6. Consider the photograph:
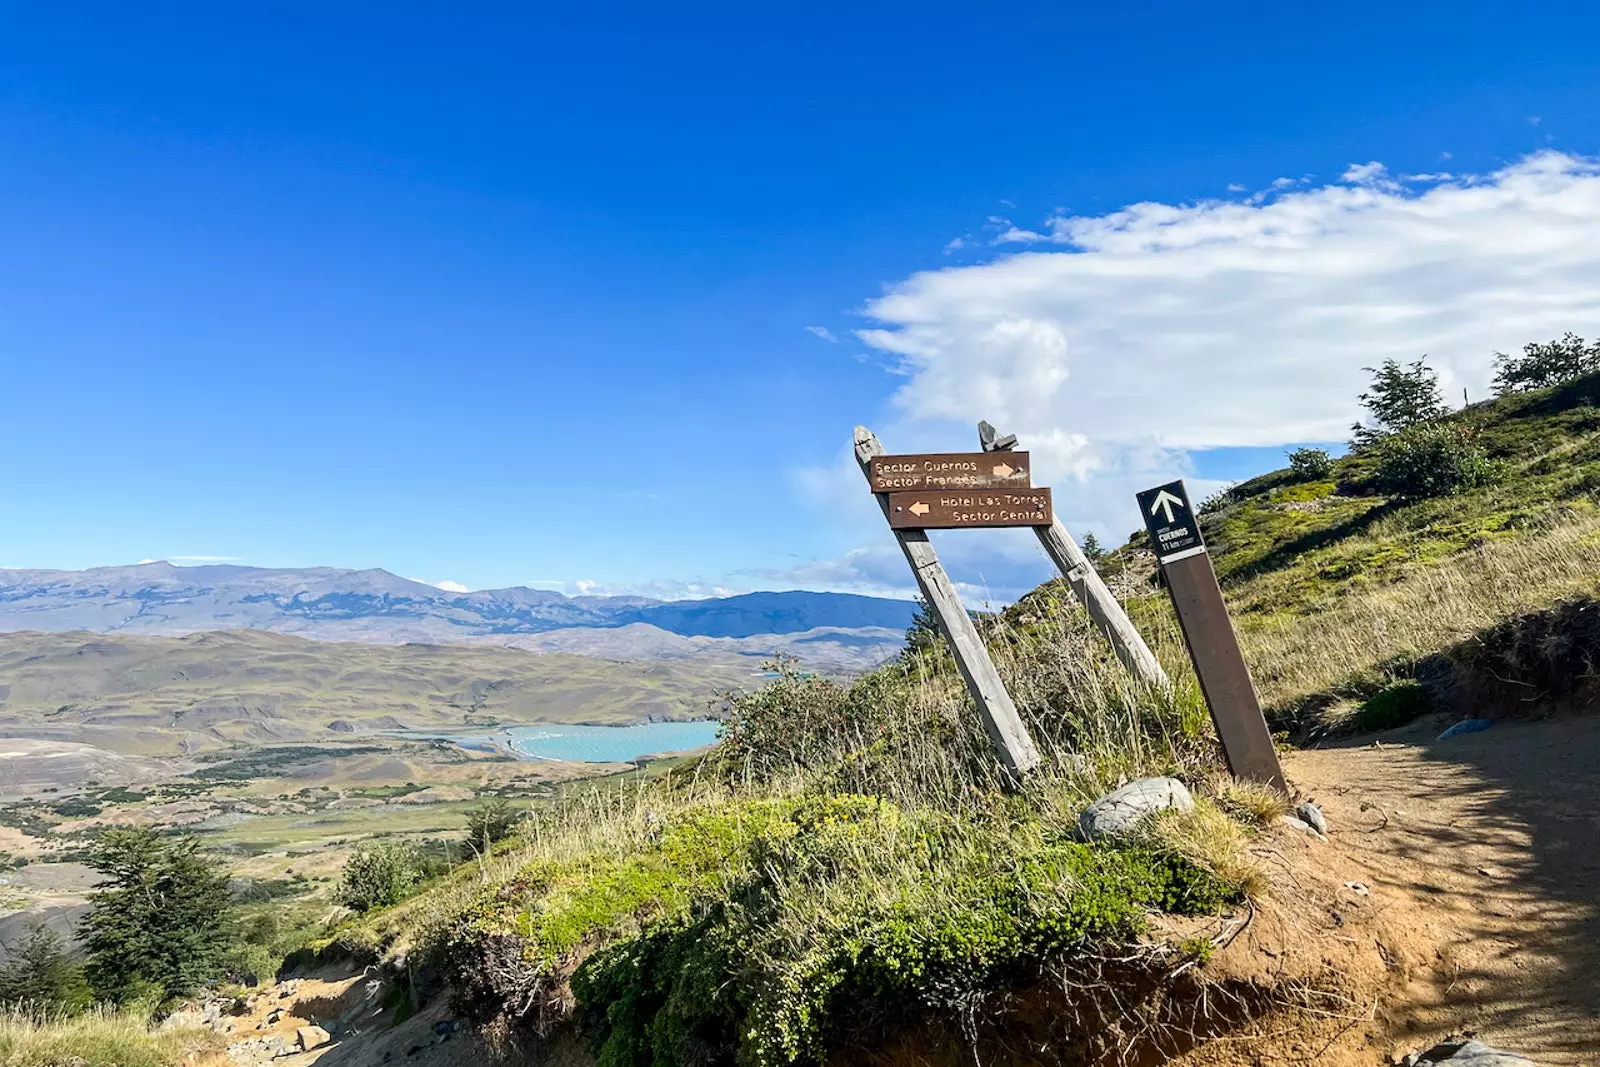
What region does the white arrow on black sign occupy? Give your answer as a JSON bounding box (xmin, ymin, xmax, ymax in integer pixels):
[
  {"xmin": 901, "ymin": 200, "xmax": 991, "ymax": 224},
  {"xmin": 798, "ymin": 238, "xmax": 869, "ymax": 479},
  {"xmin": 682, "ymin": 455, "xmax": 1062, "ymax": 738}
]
[{"xmin": 1147, "ymin": 488, "xmax": 1184, "ymax": 524}]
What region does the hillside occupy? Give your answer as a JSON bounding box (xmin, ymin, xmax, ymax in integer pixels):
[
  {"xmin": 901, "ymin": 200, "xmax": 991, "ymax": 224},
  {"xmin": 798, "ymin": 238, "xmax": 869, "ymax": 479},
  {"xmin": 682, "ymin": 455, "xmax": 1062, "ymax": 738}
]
[{"xmin": 1102, "ymin": 367, "xmax": 1600, "ymax": 736}]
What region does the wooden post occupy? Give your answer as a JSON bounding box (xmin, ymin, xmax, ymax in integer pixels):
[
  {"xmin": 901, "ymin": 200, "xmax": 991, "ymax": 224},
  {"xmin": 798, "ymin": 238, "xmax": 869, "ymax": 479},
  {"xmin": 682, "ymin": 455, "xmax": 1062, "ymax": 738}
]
[
  {"xmin": 855, "ymin": 426, "xmax": 1041, "ymax": 777},
  {"xmin": 1137, "ymin": 479, "xmax": 1286, "ymax": 790},
  {"xmin": 977, "ymin": 421, "xmax": 1169, "ymax": 689}
]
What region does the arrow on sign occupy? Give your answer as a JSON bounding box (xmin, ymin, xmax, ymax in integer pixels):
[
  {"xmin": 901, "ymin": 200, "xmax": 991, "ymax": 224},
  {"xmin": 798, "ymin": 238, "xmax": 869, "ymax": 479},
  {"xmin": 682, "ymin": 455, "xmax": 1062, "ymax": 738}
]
[
  {"xmin": 908, "ymin": 501, "xmax": 931, "ymax": 517},
  {"xmin": 992, "ymin": 463, "xmax": 1016, "ymax": 478},
  {"xmin": 1148, "ymin": 489, "xmax": 1184, "ymax": 524}
]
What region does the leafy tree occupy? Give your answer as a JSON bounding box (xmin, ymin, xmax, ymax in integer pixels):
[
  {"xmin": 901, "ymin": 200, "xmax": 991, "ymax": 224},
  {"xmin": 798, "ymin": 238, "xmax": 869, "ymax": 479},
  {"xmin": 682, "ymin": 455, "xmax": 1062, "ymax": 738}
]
[
  {"xmin": 335, "ymin": 842, "xmax": 423, "ymax": 913},
  {"xmin": 1372, "ymin": 422, "xmax": 1502, "ymax": 500},
  {"xmin": 80, "ymin": 829, "xmax": 232, "ymax": 1004},
  {"xmin": 1493, "ymin": 333, "xmax": 1600, "ymax": 394},
  {"xmin": 903, "ymin": 597, "xmax": 941, "ymax": 655},
  {"xmin": 465, "ymin": 798, "xmax": 521, "ymax": 855},
  {"xmin": 0, "ymin": 923, "xmax": 91, "ymax": 1013},
  {"xmin": 1080, "ymin": 533, "xmax": 1103, "ymax": 561},
  {"xmin": 1287, "ymin": 446, "xmax": 1333, "ymax": 480},
  {"xmin": 1351, "ymin": 359, "xmax": 1446, "ymax": 447}
]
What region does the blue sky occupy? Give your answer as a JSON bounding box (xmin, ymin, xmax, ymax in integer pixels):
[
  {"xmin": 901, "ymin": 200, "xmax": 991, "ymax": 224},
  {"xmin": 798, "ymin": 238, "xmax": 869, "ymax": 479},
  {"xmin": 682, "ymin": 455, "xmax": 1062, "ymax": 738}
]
[{"xmin": 4, "ymin": 3, "xmax": 1600, "ymax": 600}]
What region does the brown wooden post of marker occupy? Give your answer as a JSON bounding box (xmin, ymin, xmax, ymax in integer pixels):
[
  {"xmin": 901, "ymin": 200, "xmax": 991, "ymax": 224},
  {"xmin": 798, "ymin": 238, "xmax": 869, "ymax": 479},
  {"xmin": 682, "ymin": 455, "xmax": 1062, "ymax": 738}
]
[
  {"xmin": 977, "ymin": 421, "xmax": 1169, "ymax": 689},
  {"xmin": 1136, "ymin": 478, "xmax": 1286, "ymax": 791},
  {"xmin": 855, "ymin": 426, "xmax": 1041, "ymax": 778}
]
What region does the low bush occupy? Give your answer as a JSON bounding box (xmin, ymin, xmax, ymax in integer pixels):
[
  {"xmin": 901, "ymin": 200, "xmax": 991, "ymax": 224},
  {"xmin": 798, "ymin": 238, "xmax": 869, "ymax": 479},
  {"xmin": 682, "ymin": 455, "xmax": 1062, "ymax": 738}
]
[
  {"xmin": 1287, "ymin": 446, "xmax": 1333, "ymax": 480},
  {"xmin": 447, "ymin": 793, "xmax": 1238, "ymax": 1067},
  {"xmin": 1372, "ymin": 423, "xmax": 1502, "ymax": 501},
  {"xmin": 336, "ymin": 843, "xmax": 424, "ymax": 913}
]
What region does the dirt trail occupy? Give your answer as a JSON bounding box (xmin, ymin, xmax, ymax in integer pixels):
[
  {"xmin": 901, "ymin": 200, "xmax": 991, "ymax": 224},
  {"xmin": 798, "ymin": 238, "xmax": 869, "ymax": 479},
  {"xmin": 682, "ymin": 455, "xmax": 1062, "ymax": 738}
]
[{"xmin": 1285, "ymin": 713, "xmax": 1600, "ymax": 1064}]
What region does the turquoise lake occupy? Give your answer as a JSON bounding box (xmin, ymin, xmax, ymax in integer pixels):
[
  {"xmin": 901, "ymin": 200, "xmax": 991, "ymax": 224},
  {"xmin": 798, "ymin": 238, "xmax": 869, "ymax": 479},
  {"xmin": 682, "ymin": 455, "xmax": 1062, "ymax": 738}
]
[{"xmin": 498, "ymin": 720, "xmax": 722, "ymax": 762}]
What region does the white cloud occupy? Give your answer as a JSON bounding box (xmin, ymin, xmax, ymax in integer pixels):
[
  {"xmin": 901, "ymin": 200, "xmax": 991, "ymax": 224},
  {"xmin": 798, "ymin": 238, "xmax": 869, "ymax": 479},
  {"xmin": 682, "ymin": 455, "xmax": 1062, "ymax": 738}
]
[
  {"xmin": 1339, "ymin": 160, "xmax": 1390, "ymax": 184},
  {"xmin": 784, "ymin": 151, "xmax": 1600, "ymax": 598},
  {"xmin": 406, "ymin": 577, "xmax": 471, "ymax": 593},
  {"xmin": 804, "ymin": 325, "xmax": 838, "ymax": 342},
  {"xmin": 1226, "ymin": 183, "xmax": 1247, "ymax": 193}
]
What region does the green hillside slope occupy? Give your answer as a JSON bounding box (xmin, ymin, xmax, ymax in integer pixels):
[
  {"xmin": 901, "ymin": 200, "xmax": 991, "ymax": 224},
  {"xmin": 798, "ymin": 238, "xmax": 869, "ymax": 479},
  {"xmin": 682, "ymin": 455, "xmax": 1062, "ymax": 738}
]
[{"xmin": 1101, "ymin": 368, "xmax": 1600, "ymax": 735}]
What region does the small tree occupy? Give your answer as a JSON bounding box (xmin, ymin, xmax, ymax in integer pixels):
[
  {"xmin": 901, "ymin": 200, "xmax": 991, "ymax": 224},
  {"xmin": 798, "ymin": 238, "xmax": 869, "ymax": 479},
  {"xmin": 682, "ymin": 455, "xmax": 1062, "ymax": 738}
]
[
  {"xmin": 1080, "ymin": 533, "xmax": 1104, "ymax": 561},
  {"xmin": 1351, "ymin": 359, "xmax": 1446, "ymax": 447},
  {"xmin": 1287, "ymin": 447, "xmax": 1333, "ymax": 480},
  {"xmin": 80, "ymin": 829, "xmax": 232, "ymax": 1004},
  {"xmin": 335, "ymin": 842, "xmax": 423, "ymax": 913},
  {"xmin": 903, "ymin": 597, "xmax": 941, "ymax": 655},
  {"xmin": 465, "ymin": 798, "xmax": 520, "ymax": 855},
  {"xmin": 0, "ymin": 923, "xmax": 91, "ymax": 1013},
  {"xmin": 1493, "ymin": 333, "xmax": 1600, "ymax": 394}
]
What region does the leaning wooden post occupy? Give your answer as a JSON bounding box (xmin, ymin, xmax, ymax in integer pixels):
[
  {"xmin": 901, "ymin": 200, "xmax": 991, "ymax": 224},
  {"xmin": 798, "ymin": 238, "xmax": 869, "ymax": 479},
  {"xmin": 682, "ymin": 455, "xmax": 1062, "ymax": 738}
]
[
  {"xmin": 977, "ymin": 421, "xmax": 1169, "ymax": 689},
  {"xmin": 855, "ymin": 426, "xmax": 1041, "ymax": 777}
]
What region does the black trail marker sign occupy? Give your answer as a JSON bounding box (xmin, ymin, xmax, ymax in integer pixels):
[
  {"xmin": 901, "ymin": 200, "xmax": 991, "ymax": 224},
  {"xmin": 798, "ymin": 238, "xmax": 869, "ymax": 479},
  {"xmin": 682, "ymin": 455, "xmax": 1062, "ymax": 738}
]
[{"xmin": 1137, "ymin": 479, "xmax": 1286, "ymax": 790}]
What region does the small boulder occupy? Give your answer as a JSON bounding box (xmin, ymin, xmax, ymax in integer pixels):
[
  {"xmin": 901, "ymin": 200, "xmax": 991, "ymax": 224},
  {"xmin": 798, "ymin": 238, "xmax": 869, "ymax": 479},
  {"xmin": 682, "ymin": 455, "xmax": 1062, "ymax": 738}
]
[
  {"xmin": 1078, "ymin": 777, "xmax": 1192, "ymax": 841},
  {"xmin": 1412, "ymin": 1039, "xmax": 1535, "ymax": 1065},
  {"xmin": 296, "ymin": 1025, "xmax": 331, "ymax": 1052},
  {"xmin": 1293, "ymin": 800, "xmax": 1327, "ymax": 835},
  {"xmin": 1278, "ymin": 814, "xmax": 1325, "ymax": 840}
]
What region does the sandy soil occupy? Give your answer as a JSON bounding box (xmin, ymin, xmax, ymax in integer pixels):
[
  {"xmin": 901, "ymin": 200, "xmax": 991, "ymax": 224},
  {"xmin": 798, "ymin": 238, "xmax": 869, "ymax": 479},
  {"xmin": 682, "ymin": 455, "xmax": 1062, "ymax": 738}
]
[{"xmin": 1279, "ymin": 713, "xmax": 1600, "ymax": 1065}]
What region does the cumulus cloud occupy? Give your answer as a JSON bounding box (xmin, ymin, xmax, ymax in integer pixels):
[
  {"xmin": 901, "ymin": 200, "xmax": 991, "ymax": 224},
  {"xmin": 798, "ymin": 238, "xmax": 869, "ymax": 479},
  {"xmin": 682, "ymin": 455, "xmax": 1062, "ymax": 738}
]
[
  {"xmin": 787, "ymin": 151, "xmax": 1600, "ymax": 600},
  {"xmin": 860, "ymin": 152, "xmax": 1600, "ymax": 455},
  {"xmin": 804, "ymin": 325, "xmax": 838, "ymax": 342}
]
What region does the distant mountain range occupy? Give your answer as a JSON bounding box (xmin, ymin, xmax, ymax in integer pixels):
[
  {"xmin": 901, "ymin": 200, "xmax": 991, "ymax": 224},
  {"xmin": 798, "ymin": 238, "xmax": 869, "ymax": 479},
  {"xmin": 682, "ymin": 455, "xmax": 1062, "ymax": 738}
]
[{"xmin": 0, "ymin": 563, "xmax": 917, "ymax": 671}]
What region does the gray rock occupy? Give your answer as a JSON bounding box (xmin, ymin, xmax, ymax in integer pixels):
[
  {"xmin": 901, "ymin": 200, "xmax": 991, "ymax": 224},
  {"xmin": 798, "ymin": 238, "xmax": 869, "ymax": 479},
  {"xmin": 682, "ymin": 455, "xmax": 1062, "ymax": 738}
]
[
  {"xmin": 1414, "ymin": 1039, "xmax": 1535, "ymax": 1065},
  {"xmin": 1277, "ymin": 814, "xmax": 1328, "ymax": 841},
  {"xmin": 1293, "ymin": 800, "xmax": 1327, "ymax": 835},
  {"xmin": 1078, "ymin": 777, "xmax": 1193, "ymax": 841},
  {"xmin": 296, "ymin": 1024, "xmax": 332, "ymax": 1052}
]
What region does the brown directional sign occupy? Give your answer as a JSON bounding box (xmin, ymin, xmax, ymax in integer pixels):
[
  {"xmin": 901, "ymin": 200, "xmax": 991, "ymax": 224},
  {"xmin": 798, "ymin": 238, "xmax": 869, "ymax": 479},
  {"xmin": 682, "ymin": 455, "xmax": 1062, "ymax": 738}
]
[
  {"xmin": 869, "ymin": 452, "xmax": 1032, "ymax": 492},
  {"xmin": 886, "ymin": 488, "xmax": 1052, "ymax": 529},
  {"xmin": 1136, "ymin": 478, "xmax": 1286, "ymax": 791}
]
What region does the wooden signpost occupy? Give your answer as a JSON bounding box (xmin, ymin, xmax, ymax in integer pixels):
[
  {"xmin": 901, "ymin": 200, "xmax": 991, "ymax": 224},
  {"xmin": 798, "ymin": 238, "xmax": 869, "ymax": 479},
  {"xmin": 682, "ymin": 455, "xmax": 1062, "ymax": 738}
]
[
  {"xmin": 1136, "ymin": 479, "xmax": 1286, "ymax": 791},
  {"xmin": 868, "ymin": 452, "xmax": 1033, "ymax": 492},
  {"xmin": 977, "ymin": 421, "xmax": 1169, "ymax": 689},
  {"xmin": 855, "ymin": 427, "xmax": 1041, "ymax": 777},
  {"xmin": 886, "ymin": 488, "xmax": 1052, "ymax": 530}
]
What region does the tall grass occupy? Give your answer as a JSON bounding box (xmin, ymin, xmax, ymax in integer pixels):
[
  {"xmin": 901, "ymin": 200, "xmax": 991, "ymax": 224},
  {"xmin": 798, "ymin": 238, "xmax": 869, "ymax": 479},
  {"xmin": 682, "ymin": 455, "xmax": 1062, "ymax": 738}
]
[
  {"xmin": 0, "ymin": 1006, "xmax": 216, "ymax": 1067},
  {"xmin": 1234, "ymin": 509, "xmax": 1600, "ymax": 711}
]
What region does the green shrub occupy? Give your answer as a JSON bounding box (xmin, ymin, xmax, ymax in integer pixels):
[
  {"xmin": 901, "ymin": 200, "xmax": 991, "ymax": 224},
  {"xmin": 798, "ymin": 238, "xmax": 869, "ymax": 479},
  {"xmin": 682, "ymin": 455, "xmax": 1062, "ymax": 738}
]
[
  {"xmin": 1372, "ymin": 423, "xmax": 1502, "ymax": 500},
  {"xmin": 458, "ymin": 794, "xmax": 1236, "ymax": 1067},
  {"xmin": 1351, "ymin": 680, "xmax": 1431, "ymax": 733},
  {"xmin": 1287, "ymin": 447, "xmax": 1333, "ymax": 480},
  {"xmin": 335, "ymin": 842, "xmax": 424, "ymax": 913}
]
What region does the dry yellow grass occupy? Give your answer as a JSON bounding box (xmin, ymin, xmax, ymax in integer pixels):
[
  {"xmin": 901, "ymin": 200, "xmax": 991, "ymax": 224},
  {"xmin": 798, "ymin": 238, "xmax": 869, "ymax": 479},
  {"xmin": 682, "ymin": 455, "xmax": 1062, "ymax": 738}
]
[
  {"xmin": 1232, "ymin": 511, "xmax": 1600, "ymax": 709},
  {"xmin": 0, "ymin": 1006, "xmax": 217, "ymax": 1067}
]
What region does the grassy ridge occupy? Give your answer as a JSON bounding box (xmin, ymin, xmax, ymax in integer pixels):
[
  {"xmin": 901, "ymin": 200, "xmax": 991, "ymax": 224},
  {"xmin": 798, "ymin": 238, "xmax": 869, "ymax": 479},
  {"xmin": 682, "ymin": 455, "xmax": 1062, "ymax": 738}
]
[{"xmin": 1101, "ymin": 370, "xmax": 1600, "ymax": 732}]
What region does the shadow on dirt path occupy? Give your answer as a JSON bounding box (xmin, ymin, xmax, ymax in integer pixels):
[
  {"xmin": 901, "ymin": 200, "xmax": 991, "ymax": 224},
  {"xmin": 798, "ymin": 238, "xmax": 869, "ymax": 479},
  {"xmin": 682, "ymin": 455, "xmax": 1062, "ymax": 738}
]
[{"xmin": 1287, "ymin": 714, "xmax": 1600, "ymax": 1065}]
